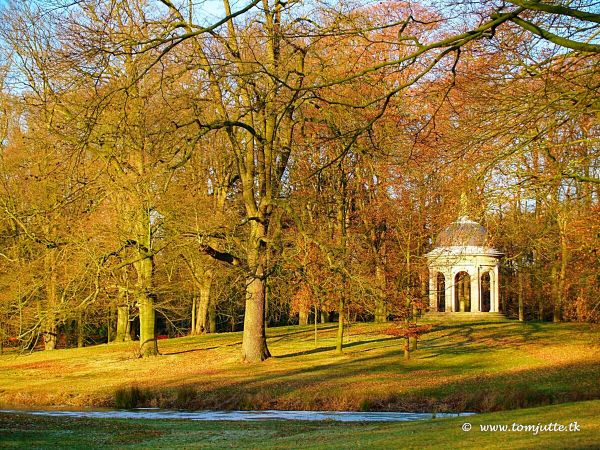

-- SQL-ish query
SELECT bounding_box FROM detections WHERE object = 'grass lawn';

[0,318,599,412]
[1,400,599,449]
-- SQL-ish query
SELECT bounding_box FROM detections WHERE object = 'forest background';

[0,0,598,361]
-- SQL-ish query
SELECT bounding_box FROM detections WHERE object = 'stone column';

[487,267,494,312]
[470,267,480,312]
[492,265,500,312]
[429,269,437,311]
[444,270,451,312]
[449,270,456,312]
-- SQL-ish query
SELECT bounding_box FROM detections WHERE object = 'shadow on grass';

[118,352,600,413]
[162,325,340,356]
[267,325,339,341]
[275,336,398,359]
[162,340,242,356]
[360,359,600,413]
[162,346,221,356]
[134,321,600,412]
[64,320,593,413]
[419,321,572,358]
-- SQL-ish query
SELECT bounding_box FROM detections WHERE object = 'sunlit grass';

[0,318,598,412]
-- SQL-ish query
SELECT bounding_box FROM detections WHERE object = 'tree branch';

[508,1,600,24]
[511,16,600,53]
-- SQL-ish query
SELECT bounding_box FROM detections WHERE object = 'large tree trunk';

[0,316,3,355]
[136,255,157,357]
[298,307,309,326]
[44,249,57,351]
[556,214,568,322]
[518,271,524,322]
[241,221,271,362]
[115,304,131,342]
[209,301,217,333]
[191,296,196,335]
[553,213,568,323]
[242,276,270,361]
[336,297,345,353]
[43,320,57,351]
[320,310,328,324]
[192,270,213,334]
[335,173,347,354]
[138,291,156,356]
[115,286,131,343]
[373,221,387,323]
[374,262,387,323]
[77,309,85,348]
[551,265,560,322]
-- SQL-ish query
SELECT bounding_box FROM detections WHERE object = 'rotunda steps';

[424,312,508,322]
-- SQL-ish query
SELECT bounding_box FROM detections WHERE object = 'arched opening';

[436,273,445,312]
[455,271,471,312]
[481,272,491,312]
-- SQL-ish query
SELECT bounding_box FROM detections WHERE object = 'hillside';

[1,318,599,412]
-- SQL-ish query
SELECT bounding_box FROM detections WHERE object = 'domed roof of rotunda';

[435,216,487,247]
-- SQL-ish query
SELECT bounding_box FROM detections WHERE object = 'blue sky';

[0,0,250,29]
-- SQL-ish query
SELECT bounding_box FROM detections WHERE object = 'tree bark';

[298,307,309,326]
[241,276,270,361]
[409,335,417,351]
[0,317,4,355]
[136,255,157,357]
[241,221,271,362]
[209,301,217,333]
[336,171,347,354]
[43,249,57,351]
[552,265,560,323]
[115,298,131,342]
[191,296,196,335]
[320,310,328,324]
[374,263,387,323]
[138,292,156,357]
[551,213,568,323]
[193,270,213,334]
[77,309,85,348]
[556,214,568,322]
[518,271,525,322]
[336,297,345,354]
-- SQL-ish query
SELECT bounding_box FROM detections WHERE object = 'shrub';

[114,385,147,409]
[174,386,197,409]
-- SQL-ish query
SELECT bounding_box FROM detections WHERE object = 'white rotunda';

[426,215,503,313]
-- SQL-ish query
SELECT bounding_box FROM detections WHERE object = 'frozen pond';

[0,408,474,422]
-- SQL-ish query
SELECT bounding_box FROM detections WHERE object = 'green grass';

[1,400,599,449]
[0,319,599,412]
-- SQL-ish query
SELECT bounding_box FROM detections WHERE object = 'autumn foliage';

[0,0,598,358]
